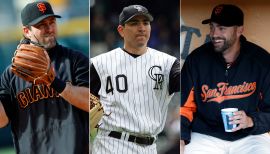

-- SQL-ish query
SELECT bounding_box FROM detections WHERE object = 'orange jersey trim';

[180,87,197,122]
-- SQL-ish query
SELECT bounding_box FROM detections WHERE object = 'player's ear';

[117,25,124,38]
[236,26,244,37]
[23,26,32,39]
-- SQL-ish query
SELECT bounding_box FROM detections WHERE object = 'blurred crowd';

[90,0,180,58]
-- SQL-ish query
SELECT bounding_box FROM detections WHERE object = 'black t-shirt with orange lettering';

[0,44,89,154]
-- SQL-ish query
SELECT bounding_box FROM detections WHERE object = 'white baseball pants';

[92,130,157,154]
[184,132,270,154]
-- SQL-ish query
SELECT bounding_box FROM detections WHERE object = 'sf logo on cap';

[37,3,46,13]
[214,6,223,15]
[134,5,143,12]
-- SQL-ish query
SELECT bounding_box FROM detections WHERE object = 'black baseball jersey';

[0,43,89,154]
[181,35,270,143]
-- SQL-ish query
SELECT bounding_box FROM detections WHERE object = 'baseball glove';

[11,44,55,85]
[90,93,104,130]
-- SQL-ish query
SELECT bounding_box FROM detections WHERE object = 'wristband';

[50,77,66,93]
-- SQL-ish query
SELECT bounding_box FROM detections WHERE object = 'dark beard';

[211,37,235,53]
[213,41,230,53]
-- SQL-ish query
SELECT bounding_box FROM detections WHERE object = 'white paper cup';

[221,108,238,132]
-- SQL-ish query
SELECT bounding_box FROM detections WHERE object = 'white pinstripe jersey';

[91,47,176,136]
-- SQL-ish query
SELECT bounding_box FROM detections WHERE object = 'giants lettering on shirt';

[17,84,60,108]
[201,82,256,103]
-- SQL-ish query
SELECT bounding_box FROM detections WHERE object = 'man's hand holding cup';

[230,110,254,132]
[221,108,254,132]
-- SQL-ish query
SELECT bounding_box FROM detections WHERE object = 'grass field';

[0,147,15,154]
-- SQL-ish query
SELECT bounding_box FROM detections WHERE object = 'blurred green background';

[0,0,89,153]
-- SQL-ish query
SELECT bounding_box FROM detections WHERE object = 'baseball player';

[181,4,270,154]
[91,5,180,154]
[0,1,89,153]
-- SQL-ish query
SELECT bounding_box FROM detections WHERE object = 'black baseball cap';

[21,1,61,26]
[202,4,244,26]
[119,5,153,25]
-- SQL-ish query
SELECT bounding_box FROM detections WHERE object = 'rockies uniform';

[0,44,89,154]
[91,47,180,154]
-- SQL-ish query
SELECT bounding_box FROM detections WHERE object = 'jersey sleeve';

[0,66,15,120]
[245,69,270,135]
[72,52,89,88]
[169,59,180,94]
[180,56,197,144]
[90,63,101,97]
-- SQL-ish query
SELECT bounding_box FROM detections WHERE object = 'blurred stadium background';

[90,0,180,154]
[0,0,88,153]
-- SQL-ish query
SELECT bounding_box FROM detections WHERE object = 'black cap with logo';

[21,1,61,26]
[202,4,244,26]
[119,5,153,25]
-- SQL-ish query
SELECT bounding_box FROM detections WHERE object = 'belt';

[108,131,155,145]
